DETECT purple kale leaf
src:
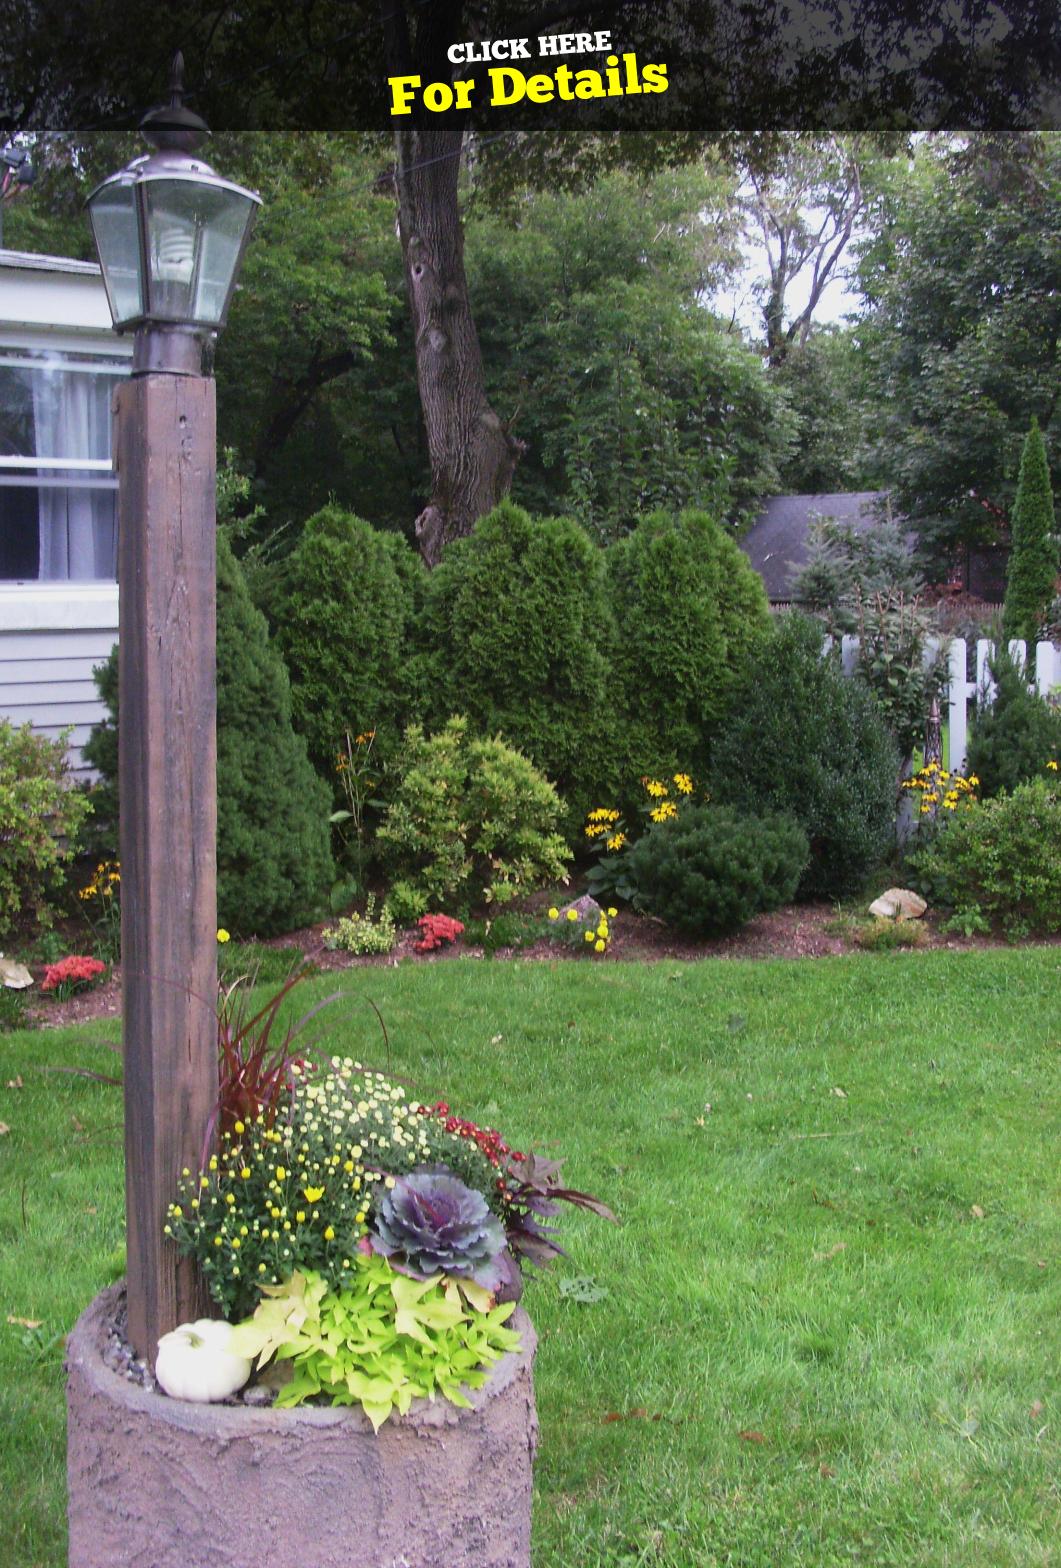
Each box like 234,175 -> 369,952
369,1169 -> 508,1289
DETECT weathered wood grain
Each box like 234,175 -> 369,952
116,375 -> 216,1362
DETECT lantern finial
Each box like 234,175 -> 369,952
140,52 -> 210,152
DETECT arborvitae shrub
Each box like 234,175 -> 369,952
271,505 -> 422,775
966,647 -> 1061,797
376,715 -> 571,922
82,537 -> 335,936
711,614 -> 899,899
1002,419 -> 1059,644
215,532 -> 334,933
624,803 -> 808,935
416,501 -> 618,831
606,509 -> 772,782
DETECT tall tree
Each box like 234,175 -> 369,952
857,134 -> 1061,574
465,165 -> 790,536
4,2 -> 1054,563
738,135 -> 892,367
1002,419 -> 1059,642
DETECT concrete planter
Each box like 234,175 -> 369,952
66,1283 -> 537,1568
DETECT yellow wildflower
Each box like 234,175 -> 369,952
216,928 -> 231,944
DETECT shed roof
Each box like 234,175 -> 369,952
740,492 -> 890,601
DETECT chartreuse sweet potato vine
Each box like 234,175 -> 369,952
230,1261 -> 520,1431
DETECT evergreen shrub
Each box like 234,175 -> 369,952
607,508 -> 772,783
82,537 -> 335,937
271,504 -> 422,774
1002,419 -> 1059,644
415,501 -> 618,832
966,647 -> 1061,797
711,614 -> 899,899
377,716 -> 571,922
624,803 -> 808,935
911,777 -> 1061,936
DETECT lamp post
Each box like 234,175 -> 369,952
87,58 -> 260,1364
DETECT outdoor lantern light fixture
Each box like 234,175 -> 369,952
87,54 -> 261,375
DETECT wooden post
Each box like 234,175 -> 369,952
117,374 -> 217,1363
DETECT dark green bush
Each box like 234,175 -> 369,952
607,508 -> 772,782
271,504 -> 423,775
376,715 -> 571,922
711,614 -> 899,899
415,501 -> 618,832
966,647 -> 1061,797
82,537 -> 335,937
624,803 -> 808,935
910,777 -> 1061,936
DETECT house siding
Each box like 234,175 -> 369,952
0,584 -> 118,776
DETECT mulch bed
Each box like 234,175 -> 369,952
20,897 -> 1055,1033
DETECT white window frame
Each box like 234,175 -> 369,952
0,340 -> 129,583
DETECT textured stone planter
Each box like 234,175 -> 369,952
66,1283 -> 537,1568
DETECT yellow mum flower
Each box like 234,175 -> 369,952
547,907 -> 559,920
566,909 -> 578,922
607,907 -> 618,917
303,1186 -> 325,1203
216,928 -> 231,943
584,930 -> 595,942
594,939 -> 606,953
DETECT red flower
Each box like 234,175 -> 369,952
413,914 -> 465,953
41,955 -> 107,994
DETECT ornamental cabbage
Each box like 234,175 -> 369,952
371,1170 -> 508,1289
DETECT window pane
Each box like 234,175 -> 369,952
0,361 -> 113,465
0,482 -> 38,578
0,478 -> 118,581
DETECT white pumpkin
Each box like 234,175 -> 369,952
155,1318 -> 252,1402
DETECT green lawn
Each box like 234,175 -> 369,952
2,950 -> 1059,1567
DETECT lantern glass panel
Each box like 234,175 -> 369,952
142,179 -> 256,326
86,181 -> 144,327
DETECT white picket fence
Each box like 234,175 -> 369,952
831,636 -> 1061,774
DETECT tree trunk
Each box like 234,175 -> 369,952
394,122 -> 523,566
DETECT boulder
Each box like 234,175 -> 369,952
0,956 -> 33,989
868,888 -> 927,921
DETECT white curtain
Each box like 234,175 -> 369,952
32,366 -> 116,579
